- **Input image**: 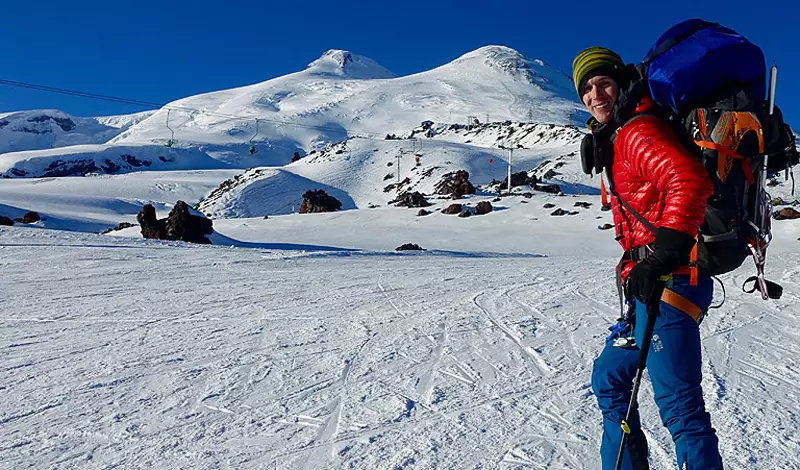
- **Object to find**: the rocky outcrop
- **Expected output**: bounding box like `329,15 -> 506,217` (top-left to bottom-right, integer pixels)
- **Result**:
434,170 -> 475,199
299,189 -> 342,213
390,191 -> 430,208
137,201 -> 213,244
14,211 -> 41,224
396,243 -> 425,251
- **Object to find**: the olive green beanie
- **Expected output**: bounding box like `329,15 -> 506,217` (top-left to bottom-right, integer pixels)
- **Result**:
572,46 -> 626,98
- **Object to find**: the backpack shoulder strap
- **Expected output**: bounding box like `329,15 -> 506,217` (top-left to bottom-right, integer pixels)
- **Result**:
608,184 -> 658,234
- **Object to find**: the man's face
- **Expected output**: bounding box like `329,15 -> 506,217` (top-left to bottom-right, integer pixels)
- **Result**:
581,75 -> 618,124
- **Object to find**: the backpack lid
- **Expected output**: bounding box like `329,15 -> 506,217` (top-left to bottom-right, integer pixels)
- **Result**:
642,19 -> 766,115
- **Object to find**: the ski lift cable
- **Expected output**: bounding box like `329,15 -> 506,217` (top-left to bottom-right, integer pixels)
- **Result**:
0,77 -> 387,139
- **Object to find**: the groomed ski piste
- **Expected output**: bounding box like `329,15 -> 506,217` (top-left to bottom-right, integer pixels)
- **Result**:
2,46 -> 799,470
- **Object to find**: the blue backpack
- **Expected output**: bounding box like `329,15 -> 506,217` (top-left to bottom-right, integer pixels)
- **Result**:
641,19 -> 766,115
617,20 -> 797,300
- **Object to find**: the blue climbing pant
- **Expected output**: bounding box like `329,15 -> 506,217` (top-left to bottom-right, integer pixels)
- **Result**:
591,275 -> 723,469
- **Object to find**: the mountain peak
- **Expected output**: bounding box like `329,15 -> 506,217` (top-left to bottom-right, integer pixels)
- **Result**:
449,45 -> 575,97
306,49 -> 396,79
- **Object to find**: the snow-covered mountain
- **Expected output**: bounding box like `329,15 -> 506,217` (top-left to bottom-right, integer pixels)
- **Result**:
110,46 -> 583,154
0,46 -> 586,178
0,109 -> 153,155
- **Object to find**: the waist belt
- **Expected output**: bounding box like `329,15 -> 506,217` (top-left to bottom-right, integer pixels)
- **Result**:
624,244 -> 694,277
626,244 -> 654,263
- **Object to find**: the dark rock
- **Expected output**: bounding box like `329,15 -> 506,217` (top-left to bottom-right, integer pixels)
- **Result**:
101,222 -> 136,234
0,216 -> 14,226
292,152 -> 302,162
458,209 -> 472,218
390,191 -> 430,208
492,197 -> 502,202
550,208 -> 570,216
598,223 -> 614,230
137,205 -> 167,240
574,201 -> 592,209
300,189 -> 342,213
137,202 -> 213,244
384,173 -> 394,181
444,204 -> 462,215
499,171 -> 537,190
772,197 -> 785,206
434,170 -> 475,199
474,201 -> 493,215
543,203 -> 556,209
601,204 -> 612,212
396,243 -> 426,251
536,183 -> 561,195
164,201 -> 213,244
417,209 -> 431,216
773,207 -> 800,220
15,211 -> 41,224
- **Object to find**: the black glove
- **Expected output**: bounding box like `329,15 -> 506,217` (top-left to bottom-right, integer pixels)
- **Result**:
626,227 -> 697,304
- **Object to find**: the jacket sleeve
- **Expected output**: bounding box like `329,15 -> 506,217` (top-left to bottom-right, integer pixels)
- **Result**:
619,116 -> 713,237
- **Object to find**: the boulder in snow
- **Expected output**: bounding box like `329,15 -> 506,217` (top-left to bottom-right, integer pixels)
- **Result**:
299,189 -> 342,213
434,170 -> 475,199
444,204 -> 462,215
137,201 -> 213,244
14,211 -> 41,224
396,243 -> 426,251
390,191 -> 430,208
474,201 -> 493,215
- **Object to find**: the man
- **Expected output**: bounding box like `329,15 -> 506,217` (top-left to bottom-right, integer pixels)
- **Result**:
573,46 -> 724,470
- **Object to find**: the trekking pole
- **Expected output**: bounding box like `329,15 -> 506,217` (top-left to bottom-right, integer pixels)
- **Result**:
614,279 -> 667,470
750,63 -> 778,300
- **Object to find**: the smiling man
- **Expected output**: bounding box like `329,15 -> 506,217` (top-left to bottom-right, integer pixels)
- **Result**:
572,47 -> 724,470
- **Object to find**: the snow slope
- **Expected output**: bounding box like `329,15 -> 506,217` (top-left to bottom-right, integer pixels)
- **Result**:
1,122 -> 798,469
1,201 -> 799,469
197,122 -> 587,219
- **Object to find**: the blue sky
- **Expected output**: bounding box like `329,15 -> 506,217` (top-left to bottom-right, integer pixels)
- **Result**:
0,0 -> 797,126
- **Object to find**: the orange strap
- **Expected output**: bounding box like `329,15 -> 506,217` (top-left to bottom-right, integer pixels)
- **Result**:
661,288 -> 703,323
600,175 -> 609,208
693,140 -> 756,184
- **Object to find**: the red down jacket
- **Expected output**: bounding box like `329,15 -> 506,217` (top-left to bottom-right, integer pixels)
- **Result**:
610,98 -> 713,278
